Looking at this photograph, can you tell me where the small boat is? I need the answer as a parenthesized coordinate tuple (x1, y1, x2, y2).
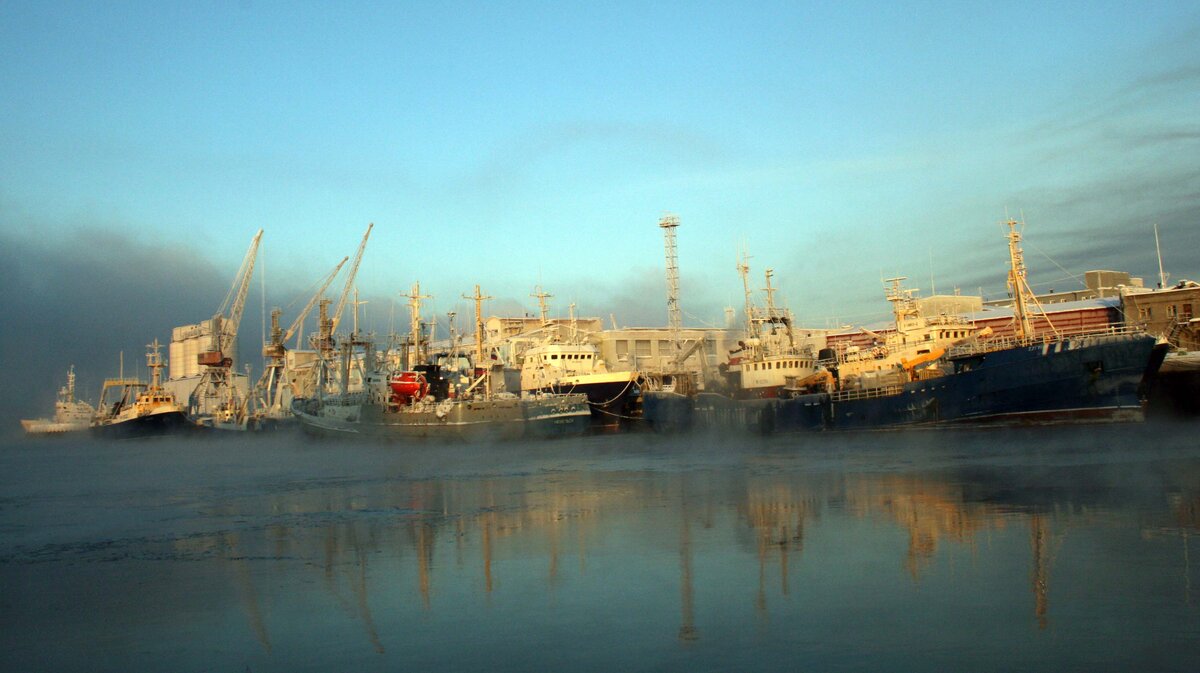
(20, 366, 95, 435)
(92, 340, 199, 439)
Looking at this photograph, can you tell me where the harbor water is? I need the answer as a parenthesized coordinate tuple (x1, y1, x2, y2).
(2, 425, 1199, 672)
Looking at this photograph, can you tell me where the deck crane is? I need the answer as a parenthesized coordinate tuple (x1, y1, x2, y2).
(329, 223, 373, 339)
(189, 229, 263, 427)
(254, 256, 348, 419)
(311, 223, 373, 393)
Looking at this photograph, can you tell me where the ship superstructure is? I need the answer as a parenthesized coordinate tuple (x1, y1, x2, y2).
(93, 340, 197, 439)
(20, 366, 95, 435)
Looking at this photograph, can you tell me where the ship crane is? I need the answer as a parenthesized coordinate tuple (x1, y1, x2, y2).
(329, 223, 374, 340)
(312, 223, 373, 393)
(254, 256, 348, 417)
(190, 229, 263, 425)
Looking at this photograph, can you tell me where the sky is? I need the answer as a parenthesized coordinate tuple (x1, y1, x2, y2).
(1, 1, 1198, 426)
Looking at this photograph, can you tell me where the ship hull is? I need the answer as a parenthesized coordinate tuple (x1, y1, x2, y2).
(90, 409, 202, 440)
(644, 333, 1165, 433)
(20, 419, 91, 436)
(292, 394, 591, 441)
(532, 377, 641, 430)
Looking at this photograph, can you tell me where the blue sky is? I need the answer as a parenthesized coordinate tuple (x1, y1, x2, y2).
(2, 0, 1198, 335)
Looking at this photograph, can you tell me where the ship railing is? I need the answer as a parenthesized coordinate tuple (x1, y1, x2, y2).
(946, 324, 1148, 358)
(830, 384, 904, 402)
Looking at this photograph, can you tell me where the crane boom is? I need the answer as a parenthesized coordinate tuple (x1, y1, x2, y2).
(218, 229, 263, 353)
(330, 223, 373, 335)
(284, 256, 348, 344)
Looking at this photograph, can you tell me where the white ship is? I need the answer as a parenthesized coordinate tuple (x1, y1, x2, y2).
(20, 366, 95, 435)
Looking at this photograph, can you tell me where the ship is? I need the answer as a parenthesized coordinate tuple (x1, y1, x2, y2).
(20, 366, 95, 435)
(641, 262, 820, 432)
(643, 219, 1169, 433)
(91, 340, 200, 439)
(512, 293, 643, 431)
(292, 364, 592, 441)
(292, 285, 592, 441)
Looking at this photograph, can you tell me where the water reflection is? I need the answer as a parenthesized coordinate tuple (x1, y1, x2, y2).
(2, 429, 1199, 671)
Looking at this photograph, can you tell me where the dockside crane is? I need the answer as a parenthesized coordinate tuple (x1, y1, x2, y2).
(190, 229, 263, 426)
(254, 256, 348, 418)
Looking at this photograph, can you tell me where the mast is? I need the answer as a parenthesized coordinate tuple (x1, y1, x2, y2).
(146, 339, 165, 391)
(464, 285, 493, 396)
(763, 268, 778, 319)
(402, 281, 432, 370)
(1005, 218, 1035, 341)
(1155, 223, 1168, 289)
(531, 286, 553, 328)
(738, 251, 758, 339)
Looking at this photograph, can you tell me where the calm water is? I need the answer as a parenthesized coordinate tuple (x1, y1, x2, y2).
(2, 425, 1199, 672)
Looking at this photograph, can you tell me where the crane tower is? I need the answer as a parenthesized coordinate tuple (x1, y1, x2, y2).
(660, 214, 682, 337)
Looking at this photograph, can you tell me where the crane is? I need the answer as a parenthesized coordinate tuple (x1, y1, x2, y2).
(199, 229, 264, 367)
(329, 223, 373, 338)
(254, 256, 348, 418)
(310, 223, 373, 395)
(190, 229, 263, 427)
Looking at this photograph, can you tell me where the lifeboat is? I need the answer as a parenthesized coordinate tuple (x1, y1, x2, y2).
(389, 371, 428, 405)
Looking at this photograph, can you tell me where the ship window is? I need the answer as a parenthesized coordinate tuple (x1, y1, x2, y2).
(1167, 305, 1178, 318)
(552, 354, 558, 359)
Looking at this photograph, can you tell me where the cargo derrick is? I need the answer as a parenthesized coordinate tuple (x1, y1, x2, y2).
(311, 223, 373, 395)
(254, 256, 348, 419)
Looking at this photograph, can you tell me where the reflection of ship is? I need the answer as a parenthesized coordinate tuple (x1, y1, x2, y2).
(293, 285, 592, 441)
(92, 340, 198, 439)
(20, 366, 94, 435)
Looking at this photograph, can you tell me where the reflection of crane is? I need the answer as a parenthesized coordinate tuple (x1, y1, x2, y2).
(190, 229, 263, 426)
(254, 256, 348, 419)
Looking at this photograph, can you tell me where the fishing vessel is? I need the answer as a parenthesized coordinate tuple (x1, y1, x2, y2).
(513, 292, 642, 430)
(520, 339, 642, 430)
(20, 366, 95, 435)
(92, 341, 199, 439)
(292, 285, 592, 441)
(644, 219, 1168, 433)
(641, 262, 820, 432)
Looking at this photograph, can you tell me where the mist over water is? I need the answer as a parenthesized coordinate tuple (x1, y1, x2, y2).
(2, 426, 1199, 672)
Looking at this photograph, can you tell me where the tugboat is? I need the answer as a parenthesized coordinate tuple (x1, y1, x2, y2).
(20, 366, 95, 435)
(92, 340, 199, 439)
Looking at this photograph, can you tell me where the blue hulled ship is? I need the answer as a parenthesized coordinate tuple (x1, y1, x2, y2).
(643, 220, 1168, 434)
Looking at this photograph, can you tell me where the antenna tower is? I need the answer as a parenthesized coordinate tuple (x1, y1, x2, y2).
(659, 214, 682, 339)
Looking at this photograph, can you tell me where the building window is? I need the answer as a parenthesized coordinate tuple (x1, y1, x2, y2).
(635, 340, 651, 356)
(1167, 305, 1178, 319)
(1138, 307, 1152, 320)
(1183, 304, 1194, 320)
